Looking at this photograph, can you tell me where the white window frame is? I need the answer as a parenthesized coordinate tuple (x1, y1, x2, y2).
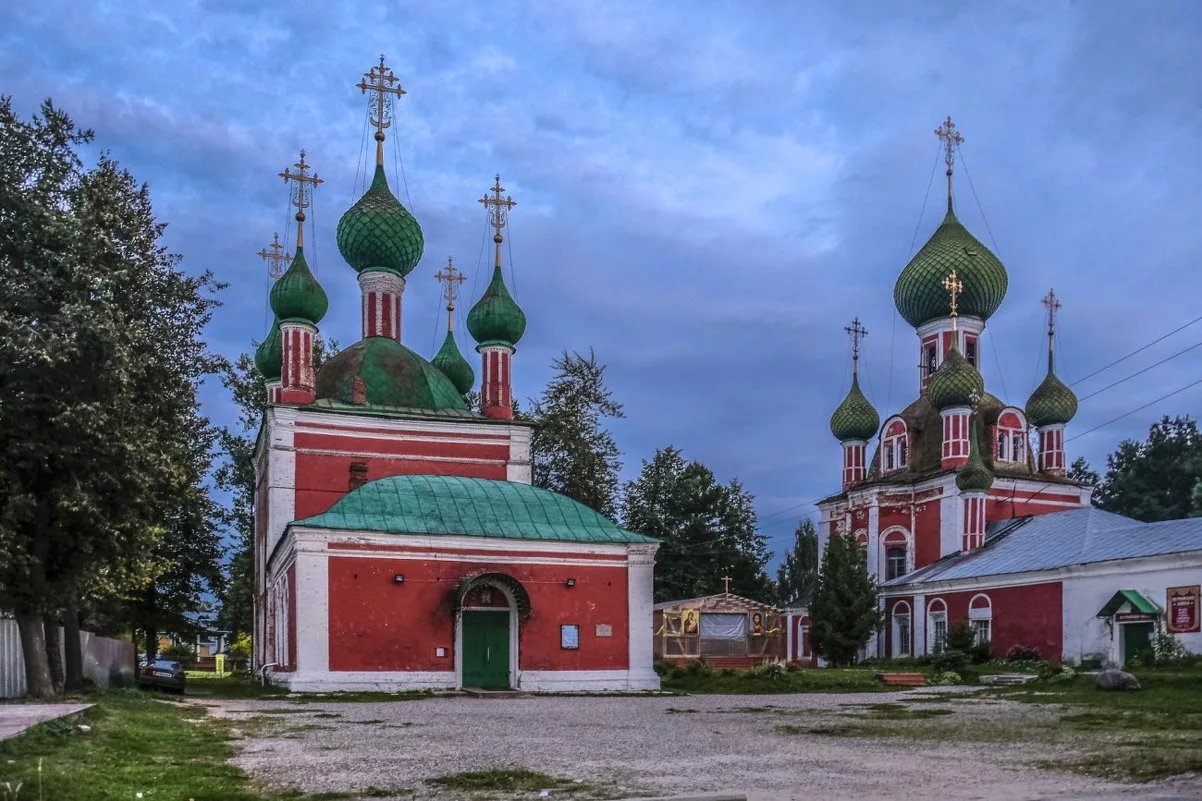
(891, 601, 912, 658)
(927, 598, 948, 653)
(968, 593, 992, 646)
(882, 419, 908, 473)
(995, 410, 1028, 464)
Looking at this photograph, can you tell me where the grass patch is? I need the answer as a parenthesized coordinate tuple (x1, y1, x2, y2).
(775, 723, 854, 737)
(287, 690, 438, 704)
(428, 768, 587, 794)
(840, 702, 955, 721)
(184, 672, 288, 700)
(662, 668, 892, 695)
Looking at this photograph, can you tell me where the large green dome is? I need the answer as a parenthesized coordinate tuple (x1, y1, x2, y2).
(336, 166, 424, 277)
(315, 337, 468, 411)
(468, 266, 526, 348)
(927, 346, 984, 410)
(254, 318, 283, 381)
(269, 246, 328, 324)
(1026, 355, 1078, 426)
(431, 330, 475, 396)
(894, 208, 1008, 328)
(830, 374, 880, 442)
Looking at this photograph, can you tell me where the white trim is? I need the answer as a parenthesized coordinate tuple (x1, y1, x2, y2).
(293, 447, 510, 466)
(518, 669, 661, 692)
(626, 543, 660, 690)
(880, 526, 912, 580)
(270, 670, 458, 692)
(455, 577, 519, 690)
(293, 540, 330, 672)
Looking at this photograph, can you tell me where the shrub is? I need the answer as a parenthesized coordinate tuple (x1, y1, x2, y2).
(1005, 644, 1041, 662)
(652, 660, 672, 677)
(945, 621, 976, 653)
(785, 662, 803, 673)
(683, 659, 712, 677)
(161, 642, 196, 668)
(1153, 632, 1195, 667)
(930, 648, 969, 675)
(744, 660, 787, 680)
(1037, 662, 1075, 682)
(926, 670, 962, 686)
(969, 640, 992, 664)
(667, 666, 686, 680)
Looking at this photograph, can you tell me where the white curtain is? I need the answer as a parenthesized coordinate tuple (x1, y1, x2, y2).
(700, 613, 747, 640)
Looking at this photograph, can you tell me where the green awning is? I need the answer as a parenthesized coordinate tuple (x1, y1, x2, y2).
(1097, 590, 1160, 618)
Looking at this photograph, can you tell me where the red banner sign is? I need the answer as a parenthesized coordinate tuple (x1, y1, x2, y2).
(1168, 586, 1200, 633)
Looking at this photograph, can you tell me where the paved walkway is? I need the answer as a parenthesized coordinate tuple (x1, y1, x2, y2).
(0, 703, 92, 741)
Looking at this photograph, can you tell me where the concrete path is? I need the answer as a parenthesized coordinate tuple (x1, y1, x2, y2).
(0, 703, 92, 741)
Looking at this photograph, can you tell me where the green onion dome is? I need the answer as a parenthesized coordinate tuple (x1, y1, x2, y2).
(956, 417, 995, 492)
(254, 318, 283, 381)
(431, 330, 475, 396)
(894, 208, 1008, 328)
(830, 374, 880, 442)
(269, 247, 328, 324)
(314, 337, 467, 411)
(467, 266, 526, 349)
(1026, 354, 1078, 427)
(336, 165, 424, 277)
(927, 345, 984, 410)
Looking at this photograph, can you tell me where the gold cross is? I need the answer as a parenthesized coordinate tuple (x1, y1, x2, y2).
(942, 270, 964, 319)
(934, 116, 964, 173)
(1042, 288, 1061, 337)
(844, 317, 868, 364)
(279, 150, 323, 247)
(434, 257, 468, 310)
(258, 232, 291, 280)
(357, 54, 406, 163)
(479, 174, 517, 239)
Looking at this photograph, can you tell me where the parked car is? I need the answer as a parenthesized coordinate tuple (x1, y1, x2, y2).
(137, 659, 186, 694)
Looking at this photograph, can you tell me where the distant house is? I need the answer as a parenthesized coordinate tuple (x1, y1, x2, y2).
(653, 593, 810, 669)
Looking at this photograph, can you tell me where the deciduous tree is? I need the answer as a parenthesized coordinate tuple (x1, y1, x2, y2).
(777, 519, 819, 606)
(1093, 416, 1202, 522)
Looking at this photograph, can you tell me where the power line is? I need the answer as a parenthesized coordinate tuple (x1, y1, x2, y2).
(1078, 340, 1202, 402)
(1067, 378, 1202, 443)
(1071, 314, 1202, 387)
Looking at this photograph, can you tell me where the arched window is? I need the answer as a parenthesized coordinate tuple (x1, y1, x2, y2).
(891, 601, 912, 658)
(882, 419, 908, 472)
(927, 598, 948, 653)
(969, 594, 993, 647)
(854, 529, 868, 565)
(881, 528, 910, 581)
(995, 410, 1027, 463)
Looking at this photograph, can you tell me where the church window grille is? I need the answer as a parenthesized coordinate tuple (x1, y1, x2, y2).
(886, 547, 907, 581)
(968, 594, 992, 649)
(995, 413, 1027, 463)
(927, 598, 948, 653)
(891, 601, 912, 658)
(973, 619, 991, 645)
(883, 420, 908, 473)
(965, 338, 977, 368)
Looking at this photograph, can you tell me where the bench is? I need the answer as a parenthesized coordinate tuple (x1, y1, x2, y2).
(876, 672, 927, 687)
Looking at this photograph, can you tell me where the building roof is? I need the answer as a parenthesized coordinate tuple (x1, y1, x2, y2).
(314, 336, 469, 412)
(468, 265, 526, 349)
(884, 507, 1202, 587)
(830, 373, 880, 442)
(1098, 590, 1160, 616)
(292, 474, 656, 544)
(336, 165, 424, 277)
(653, 593, 778, 612)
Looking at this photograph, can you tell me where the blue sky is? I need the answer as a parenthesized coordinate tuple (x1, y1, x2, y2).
(4, 1, 1201, 560)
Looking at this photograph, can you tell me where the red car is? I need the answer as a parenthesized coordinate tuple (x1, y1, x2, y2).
(137, 659, 186, 694)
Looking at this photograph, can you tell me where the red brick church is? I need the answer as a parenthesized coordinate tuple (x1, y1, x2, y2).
(251, 58, 659, 692)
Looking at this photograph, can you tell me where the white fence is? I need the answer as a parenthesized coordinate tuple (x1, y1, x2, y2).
(0, 619, 136, 698)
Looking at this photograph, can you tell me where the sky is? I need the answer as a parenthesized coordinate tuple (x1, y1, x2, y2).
(3, 1, 1201, 562)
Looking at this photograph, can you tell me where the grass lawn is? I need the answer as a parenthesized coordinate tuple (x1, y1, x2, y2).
(661, 667, 893, 694)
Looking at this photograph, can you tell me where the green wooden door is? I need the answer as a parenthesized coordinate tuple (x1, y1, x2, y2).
(1122, 622, 1155, 665)
(461, 611, 510, 689)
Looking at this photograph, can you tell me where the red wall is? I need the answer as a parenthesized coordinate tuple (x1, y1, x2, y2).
(326, 553, 631, 672)
(928, 582, 1063, 661)
(986, 490, 1082, 522)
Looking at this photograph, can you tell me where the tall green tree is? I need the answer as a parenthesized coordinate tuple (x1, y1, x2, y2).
(809, 532, 881, 666)
(1094, 416, 1202, 522)
(529, 350, 624, 518)
(0, 99, 224, 695)
(777, 519, 819, 606)
(621, 446, 774, 603)
(1066, 456, 1100, 492)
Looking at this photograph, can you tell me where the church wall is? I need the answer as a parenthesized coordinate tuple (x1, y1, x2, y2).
(925, 582, 1062, 661)
(286, 562, 297, 672)
(985, 487, 1085, 521)
(914, 498, 942, 567)
(325, 554, 630, 673)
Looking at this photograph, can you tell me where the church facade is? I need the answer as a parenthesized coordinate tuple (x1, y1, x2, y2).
(820, 119, 1202, 666)
(251, 59, 659, 693)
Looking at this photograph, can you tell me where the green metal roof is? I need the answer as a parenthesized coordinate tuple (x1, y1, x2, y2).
(314, 336, 468, 411)
(927, 345, 984, 410)
(956, 416, 994, 492)
(467, 265, 526, 348)
(431, 330, 475, 396)
(293, 474, 656, 544)
(269, 246, 329, 324)
(254, 318, 283, 381)
(1097, 590, 1160, 617)
(336, 165, 424, 277)
(830, 373, 880, 442)
(1026, 352, 1078, 426)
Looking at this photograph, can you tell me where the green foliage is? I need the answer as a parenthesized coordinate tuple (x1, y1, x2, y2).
(809, 533, 881, 666)
(1066, 456, 1100, 490)
(161, 642, 196, 667)
(969, 640, 992, 664)
(1094, 416, 1202, 521)
(661, 666, 888, 694)
(777, 518, 819, 605)
(429, 768, 585, 794)
(945, 620, 976, 653)
(622, 446, 775, 602)
(1005, 644, 1042, 662)
(228, 632, 252, 664)
(1153, 632, 1195, 667)
(930, 649, 969, 675)
(925, 670, 962, 686)
(744, 660, 788, 679)
(529, 349, 624, 518)
(1036, 662, 1076, 682)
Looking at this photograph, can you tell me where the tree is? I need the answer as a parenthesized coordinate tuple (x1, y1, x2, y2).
(1066, 456, 1100, 491)
(1093, 416, 1202, 522)
(809, 533, 881, 666)
(0, 98, 223, 695)
(529, 350, 624, 518)
(777, 519, 819, 606)
(621, 447, 774, 603)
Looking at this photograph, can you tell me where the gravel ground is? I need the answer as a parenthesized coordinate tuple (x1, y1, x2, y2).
(204, 689, 1202, 801)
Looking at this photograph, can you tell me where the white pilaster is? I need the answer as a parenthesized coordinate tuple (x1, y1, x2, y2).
(626, 543, 660, 690)
(293, 535, 330, 673)
(913, 593, 927, 656)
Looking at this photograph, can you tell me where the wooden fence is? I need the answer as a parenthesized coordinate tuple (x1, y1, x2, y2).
(0, 619, 136, 698)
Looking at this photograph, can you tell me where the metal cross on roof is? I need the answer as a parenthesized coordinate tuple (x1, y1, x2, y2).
(844, 317, 868, 365)
(357, 54, 406, 156)
(943, 269, 964, 318)
(434, 257, 468, 309)
(279, 150, 323, 248)
(258, 232, 291, 280)
(1042, 288, 1061, 337)
(479, 174, 517, 239)
(934, 116, 964, 174)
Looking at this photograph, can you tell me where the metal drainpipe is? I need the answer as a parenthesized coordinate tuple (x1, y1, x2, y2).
(259, 662, 279, 687)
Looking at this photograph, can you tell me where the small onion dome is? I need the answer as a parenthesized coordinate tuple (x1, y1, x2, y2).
(254, 318, 283, 381)
(893, 208, 1008, 328)
(269, 247, 328, 324)
(1026, 359, 1078, 427)
(956, 417, 995, 492)
(336, 165, 424, 277)
(927, 346, 984, 410)
(830, 374, 880, 442)
(315, 337, 467, 411)
(467, 266, 526, 349)
(431, 330, 475, 396)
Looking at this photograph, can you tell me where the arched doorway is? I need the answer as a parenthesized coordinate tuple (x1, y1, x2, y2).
(454, 574, 529, 690)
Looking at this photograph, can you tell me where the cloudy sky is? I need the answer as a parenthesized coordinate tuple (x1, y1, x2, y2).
(4, 1, 1201, 559)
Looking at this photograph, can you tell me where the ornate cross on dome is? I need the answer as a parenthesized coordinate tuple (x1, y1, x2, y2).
(943, 269, 964, 330)
(479, 174, 516, 239)
(844, 317, 868, 373)
(357, 54, 406, 165)
(935, 116, 964, 207)
(258, 232, 291, 280)
(434, 257, 468, 330)
(1042, 288, 1061, 338)
(279, 150, 323, 248)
